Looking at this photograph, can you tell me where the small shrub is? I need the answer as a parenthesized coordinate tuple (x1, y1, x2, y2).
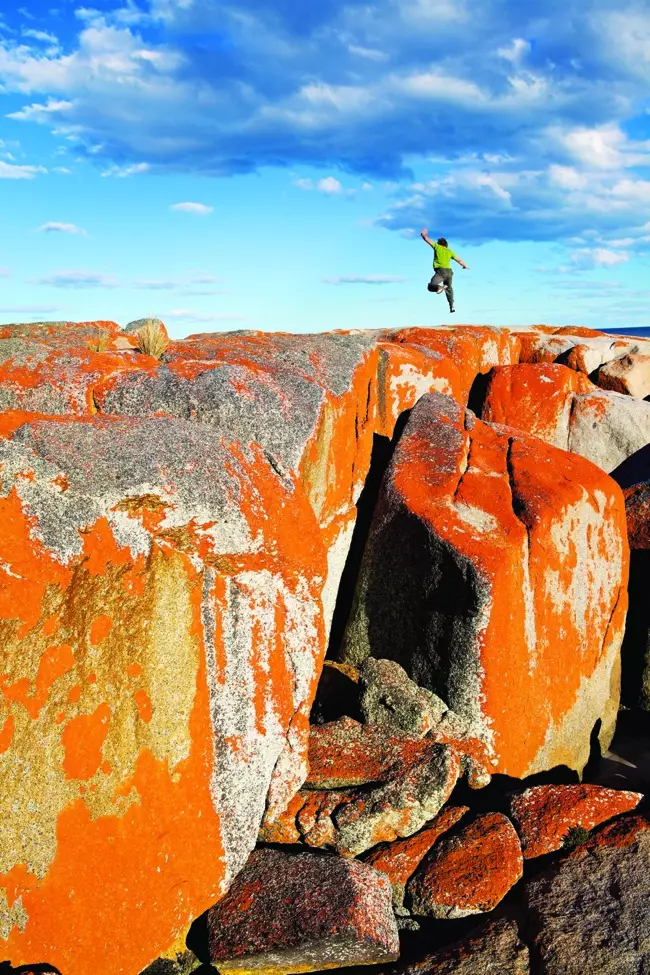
(88, 328, 111, 352)
(562, 824, 591, 850)
(137, 319, 169, 359)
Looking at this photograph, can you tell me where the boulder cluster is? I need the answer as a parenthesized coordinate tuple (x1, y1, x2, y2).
(1, 320, 650, 974)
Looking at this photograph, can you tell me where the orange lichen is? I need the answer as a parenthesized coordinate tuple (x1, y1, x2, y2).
(134, 689, 153, 723)
(89, 615, 113, 645)
(62, 703, 111, 780)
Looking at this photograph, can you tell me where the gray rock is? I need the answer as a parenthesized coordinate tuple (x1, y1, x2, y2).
(206, 848, 400, 974)
(524, 816, 650, 974)
(569, 388, 650, 473)
(360, 658, 448, 738)
(124, 317, 167, 334)
(139, 951, 199, 975)
(388, 918, 529, 974)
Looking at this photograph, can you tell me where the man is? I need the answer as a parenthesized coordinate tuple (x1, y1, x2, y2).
(420, 229, 470, 314)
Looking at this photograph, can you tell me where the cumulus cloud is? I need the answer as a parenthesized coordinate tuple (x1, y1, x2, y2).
(323, 274, 406, 285)
(38, 222, 87, 235)
(570, 247, 630, 269)
(35, 271, 120, 288)
(1, 0, 650, 250)
(170, 202, 213, 215)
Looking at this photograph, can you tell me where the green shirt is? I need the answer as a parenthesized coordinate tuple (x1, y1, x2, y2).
(432, 243, 456, 269)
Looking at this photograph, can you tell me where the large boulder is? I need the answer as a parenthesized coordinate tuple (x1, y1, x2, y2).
(340, 393, 629, 778)
(524, 815, 650, 974)
(206, 848, 400, 974)
(595, 353, 650, 399)
(0, 415, 327, 974)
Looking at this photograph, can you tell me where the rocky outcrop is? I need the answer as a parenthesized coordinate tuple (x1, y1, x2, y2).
(340, 392, 628, 778)
(524, 815, 650, 974)
(206, 848, 399, 974)
(0, 320, 644, 974)
(509, 784, 643, 858)
(407, 813, 523, 919)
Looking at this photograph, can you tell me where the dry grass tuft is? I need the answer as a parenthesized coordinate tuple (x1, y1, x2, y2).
(137, 319, 169, 359)
(88, 328, 112, 352)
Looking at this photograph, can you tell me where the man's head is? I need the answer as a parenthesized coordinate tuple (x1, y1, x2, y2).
(437, 237, 448, 247)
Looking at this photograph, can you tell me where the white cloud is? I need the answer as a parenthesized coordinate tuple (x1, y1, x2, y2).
(348, 45, 388, 62)
(35, 270, 120, 288)
(38, 221, 87, 235)
(22, 29, 59, 45)
(323, 274, 406, 284)
(101, 162, 150, 177)
(0, 160, 45, 179)
(571, 247, 630, 269)
(497, 38, 530, 63)
(0, 267, 11, 277)
(317, 176, 343, 194)
(170, 202, 213, 215)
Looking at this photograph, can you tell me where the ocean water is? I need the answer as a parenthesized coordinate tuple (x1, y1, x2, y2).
(604, 327, 650, 338)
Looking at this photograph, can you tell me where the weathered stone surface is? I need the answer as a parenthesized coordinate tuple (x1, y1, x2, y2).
(483, 362, 650, 472)
(509, 783, 643, 858)
(261, 720, 461, 856)
(595, 353, 650, 399)
(386, 917, 529, 975)
(524, 815, 650, 974)
(516, 329, 650, 374)
(0, 415, 327, 973)
(139, 951, 199, 975)
(206, 848, 400, 974)
(340, 392, 628, 778)
(408, 813, 523, 919)
(360, 658, 448, 738)
(364, 806, 469, 912)
(482, 363, 593, 449)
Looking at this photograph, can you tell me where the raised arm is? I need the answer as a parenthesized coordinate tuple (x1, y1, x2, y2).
(420, 228, 435, 248)
(452, 255, 470, 269)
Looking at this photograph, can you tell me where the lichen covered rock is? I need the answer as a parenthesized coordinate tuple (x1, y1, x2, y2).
(340, 392, 628, 778)
(0, 415, 327, 974)
(407, 813, 523, 919)
(386, 917, 529, 975)
(509, 784, 643, 858)
(206, 848, 400, 975)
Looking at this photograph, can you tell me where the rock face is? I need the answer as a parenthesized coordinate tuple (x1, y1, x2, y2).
(0, 415, 327, 974)
(483, 362, 650, 473)
(0, 320, 642, 974)
(407, 813, 523, 919)
(340, 392, 628, 777)
(524, 815, 650, 974)
(206, 849, 400, 974)
(388, 918, 529, 975)
(509, 784, 643, 858)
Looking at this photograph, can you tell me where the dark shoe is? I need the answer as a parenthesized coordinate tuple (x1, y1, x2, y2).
(427, 283, 435, 292)
(450, 307, 455, 313)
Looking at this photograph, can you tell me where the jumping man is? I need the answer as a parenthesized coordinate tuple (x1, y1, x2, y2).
(420, 229, 470, 314)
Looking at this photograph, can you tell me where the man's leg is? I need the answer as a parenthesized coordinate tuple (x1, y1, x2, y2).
(444, 270, 455, 311)
(428, 269, 444, 293)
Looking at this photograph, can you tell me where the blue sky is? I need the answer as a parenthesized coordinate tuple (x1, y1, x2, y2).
(1, 0, 650, 336)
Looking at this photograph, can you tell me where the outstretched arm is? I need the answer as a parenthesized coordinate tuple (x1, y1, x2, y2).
(420, 228, 435, 248)
(453, 255, 470, 269)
